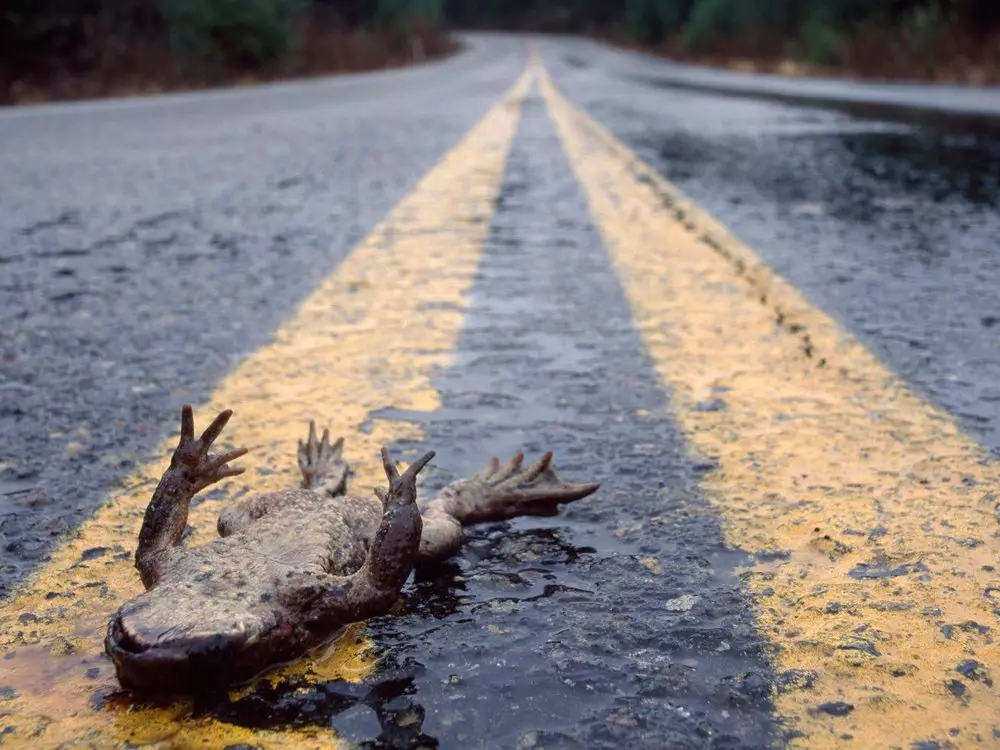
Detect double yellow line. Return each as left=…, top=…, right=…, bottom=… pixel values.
left=2, top=55, right=998, bottom=749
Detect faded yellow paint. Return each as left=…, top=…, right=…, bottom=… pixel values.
left=0, top=65, right=533, bottom=748
left=541, top=69, right=1000, bottom=747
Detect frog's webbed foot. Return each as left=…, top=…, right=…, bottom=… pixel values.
left=439, top=452, right=599, bottom=524
left=298, top=420, right=348, bottom=496
left=416, top=452, right=600, bottom=565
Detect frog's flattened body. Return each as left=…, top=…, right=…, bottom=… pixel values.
left=105, top=407, right=600, bottom=694
left=215, top=489, right=381, bottom=575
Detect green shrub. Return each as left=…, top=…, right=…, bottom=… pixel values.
left=158, top=0, right=305, bottom=70
left=799, top=16, right=841, bottom=65
left=375, top=0, right=443, bottom=32
left=411, top=0, right=444, bottom=26
left=682, top=0, right=738, bottom=49
left=624, top=0, right=688, bottom=45
left=901, top=1, right=950, bottom=55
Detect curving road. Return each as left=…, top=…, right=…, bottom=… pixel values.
left=1, top=32, right=999, bottom=750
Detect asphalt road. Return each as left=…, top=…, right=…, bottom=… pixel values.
left=0, top=36, right=527, bottom=594
left=540, top=37, right=1000, bottom=457
left=1, top=32, right=999, bottom=749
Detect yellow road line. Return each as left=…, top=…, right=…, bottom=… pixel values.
left=0, top=65, right=533, bottom=749
left=540, top=68, right=1000, bottom=748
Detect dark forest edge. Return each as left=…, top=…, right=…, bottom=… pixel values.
left=463, top=0, right=1000, bottom=85
left=0, top=1, right=457, bottom=106
left=4, top=1, right=1000, bottom=107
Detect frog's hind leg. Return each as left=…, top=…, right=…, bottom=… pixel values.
left=416, top=452, right=600, bottom=564
left=298, top=420, right=349, bottom=497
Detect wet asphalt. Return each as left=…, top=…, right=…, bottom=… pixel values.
left=0, top=36, right=525, bottom=597
left=368, top=91, right=773, bottom=748
left=541, top=37, right=1000, bottom=457
left=181, top=88, right=776, bottom=748
left=2, top=31, right=999, bottom=749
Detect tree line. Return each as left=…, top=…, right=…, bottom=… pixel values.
left=448, top=0, right=1000, bottom=65
left=1, top=1, right=442, bottom=78
left=3, top=0, right=998, bottom=94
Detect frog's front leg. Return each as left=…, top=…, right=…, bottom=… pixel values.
left=135, top=405, right=247, bottom=589
left=281, top=447, right=434, bottom=627
left=416, top=451, right=600, bottom=564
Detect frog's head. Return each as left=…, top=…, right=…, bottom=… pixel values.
left=105, top=579, right=288, bottom=693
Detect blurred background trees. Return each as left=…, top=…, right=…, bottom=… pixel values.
left=446, top=0, right=1000, bottom=68
left=2, top=0, right=999, bottom=101
left=0, top=0, right=449, bottom=101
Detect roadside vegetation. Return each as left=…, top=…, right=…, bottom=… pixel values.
left=448, top=0, right=1000, bottom=84
left=0, top=0, right=455, bottom=105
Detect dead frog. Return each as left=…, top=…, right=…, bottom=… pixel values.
left=105, top=406, right=600, bottom=693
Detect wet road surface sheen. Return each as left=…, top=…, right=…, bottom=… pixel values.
left=174, top=84, right=777, bottom=749
left=3, top=34, right=999, bottom=749
left=541, top=63, right=1000, bottom=747
left=542, top=44, right=1000, bottom=457
left=28, top=80, right=785, bottom=750
left=368, top=87, right=773, bottom=749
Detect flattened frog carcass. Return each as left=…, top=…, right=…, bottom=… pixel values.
left=105, top=406, right=600, bottom=693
